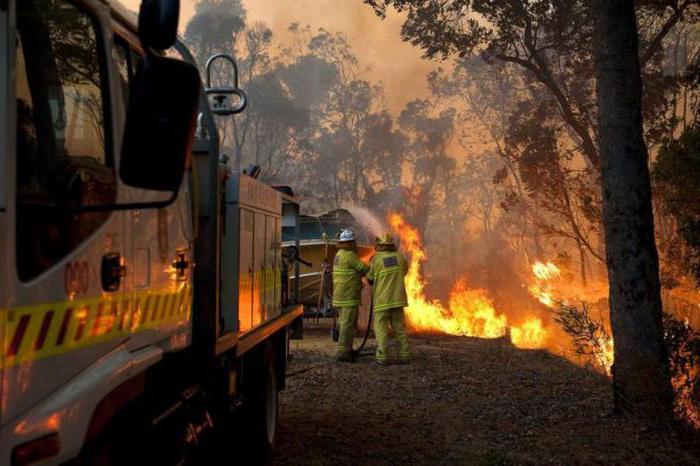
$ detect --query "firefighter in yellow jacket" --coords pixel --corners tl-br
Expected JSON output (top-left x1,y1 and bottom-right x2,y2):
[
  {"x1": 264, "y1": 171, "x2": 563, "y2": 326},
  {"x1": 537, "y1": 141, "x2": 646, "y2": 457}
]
[
  {"x1": 332, "y1": 228, "x2": 369, "y2": 361},
  {"x1": 368, "y1": 233, "x2": 411, "y2": 364}
]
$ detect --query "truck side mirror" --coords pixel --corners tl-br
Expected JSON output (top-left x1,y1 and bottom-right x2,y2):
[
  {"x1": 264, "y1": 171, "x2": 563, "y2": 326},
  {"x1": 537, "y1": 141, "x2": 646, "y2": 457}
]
[
  {"x1": 138, "y1": 0, "x2": 179, "y2": 50},
  {"x1": 120, "y1": 0, "x2": 199, "y2": 193},
  {"x1": 119, "y1": 54, "x2": 201, "y2": 192}
]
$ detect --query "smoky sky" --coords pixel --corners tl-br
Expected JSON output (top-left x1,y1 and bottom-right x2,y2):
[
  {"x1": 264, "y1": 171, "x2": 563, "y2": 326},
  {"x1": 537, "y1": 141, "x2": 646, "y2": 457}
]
[{"x1": 120, "y1": 0, "x2": 440, "y2": 115}]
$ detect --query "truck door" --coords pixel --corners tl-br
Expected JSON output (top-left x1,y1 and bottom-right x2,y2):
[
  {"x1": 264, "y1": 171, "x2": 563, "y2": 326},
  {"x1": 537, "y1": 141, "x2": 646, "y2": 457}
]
[
  {"x1": 239, "y1": 208, "x2": 254, "y2": 332},
  {"x1": 119, "y1": 41, "x2": 195, "y2": 351},
  {"x1": 109, "y1": 32, "x2": 195, "y2": 351},
  {"x1": 0, "y1": 0, "x2": 9, "y2": 426},
  {"x1": 252, "y1": 212, "x2": 266, "y2": 328},
  {"x1": 0, "y1": 0, "x2": 7, "y2": 213},
  {"x1": 266, "y1": 215, "x2": 280, "y2": 321},
  {"x1": 6, "y1": 0, "x2": 128, "y2": 422}
]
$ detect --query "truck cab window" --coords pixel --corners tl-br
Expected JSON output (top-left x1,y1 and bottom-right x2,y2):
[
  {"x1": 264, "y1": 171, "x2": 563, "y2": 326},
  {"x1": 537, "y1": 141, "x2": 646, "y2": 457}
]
[
  {"x1": 113, "y1": 35, "x2": 142, "y2": 105},
  {"x1": 113, "y1": 38, "x2": 131, "y2": 105},
  {"x1": 16, "y1": 0, "x2": 115, "y2": 281},
  {"x1": 0, "y1": 0, "x2": 7, "y2": 210}
]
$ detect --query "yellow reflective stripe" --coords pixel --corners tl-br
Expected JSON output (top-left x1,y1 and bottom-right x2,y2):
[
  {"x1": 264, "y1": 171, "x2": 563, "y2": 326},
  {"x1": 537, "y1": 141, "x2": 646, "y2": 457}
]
[
  {"x1": 333, "y1": 299, "x2": 360, "y2": 306},
  {"x1": 1, "y1": 284, "x2": 191, "y2": 368},
  {"x1": 374, "y1": 302, "x2": 407, "y2": 312},
  {"x1": 373, "y1": 267, "x2": 406, "y2": 277}
]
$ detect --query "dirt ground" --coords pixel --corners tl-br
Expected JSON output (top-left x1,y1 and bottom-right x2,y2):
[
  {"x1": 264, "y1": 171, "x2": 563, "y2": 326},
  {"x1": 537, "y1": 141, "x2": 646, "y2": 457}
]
[{"x1": 271, "y1": 322, "x2": 699, "y2": 466}]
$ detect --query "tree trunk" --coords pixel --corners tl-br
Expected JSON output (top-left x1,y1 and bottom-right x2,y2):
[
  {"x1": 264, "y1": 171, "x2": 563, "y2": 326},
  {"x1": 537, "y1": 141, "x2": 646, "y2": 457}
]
[
  {"x1": 594, "y1": 0, "x2": 673, "y2": 423},
  {"x1": 578, "y1": 245, "x2": 588, "y2": 288}
]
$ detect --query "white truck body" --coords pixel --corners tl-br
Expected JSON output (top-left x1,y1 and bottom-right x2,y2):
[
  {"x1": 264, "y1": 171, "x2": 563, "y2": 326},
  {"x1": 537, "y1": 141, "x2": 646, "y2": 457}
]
[{"x1": 0, "y1": 1, "x2": 303, "y2": 464}]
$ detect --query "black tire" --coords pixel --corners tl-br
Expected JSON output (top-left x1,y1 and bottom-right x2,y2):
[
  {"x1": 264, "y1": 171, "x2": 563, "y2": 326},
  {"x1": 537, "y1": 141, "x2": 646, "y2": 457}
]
[{"x1": 241, "y1": 344, "x2": 278, "y2": 463}]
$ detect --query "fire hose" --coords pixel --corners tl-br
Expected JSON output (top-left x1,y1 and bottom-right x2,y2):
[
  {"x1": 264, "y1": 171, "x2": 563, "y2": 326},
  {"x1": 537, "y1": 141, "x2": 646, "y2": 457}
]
[{"x1": 352, "y1": 287, "x2": 374, "y2": 358}]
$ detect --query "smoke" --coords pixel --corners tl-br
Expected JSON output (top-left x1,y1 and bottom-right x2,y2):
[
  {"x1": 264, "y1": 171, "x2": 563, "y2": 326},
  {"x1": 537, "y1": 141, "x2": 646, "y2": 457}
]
[{"x1": 341, "y1": 203, "x2": 387, "y2": 239}]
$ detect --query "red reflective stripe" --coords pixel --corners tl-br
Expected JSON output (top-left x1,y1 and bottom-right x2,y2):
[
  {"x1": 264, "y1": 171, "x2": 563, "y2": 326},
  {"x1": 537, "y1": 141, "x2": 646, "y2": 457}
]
[
  {"x1": 160, "y1": 295, "x2": 168, "y2": 320},
  {"x1": 56, "y1": 308, "x2": 73, "y2": 346},
  {"x1": 171, "y1": 292, "x2": 181, "y2": 316},
  {"x1": 7, "y1": 315, "x2": 31, "y2": 357},
  {"x1": 34, "y1": 311, "x2": 55, "y2": 351},
  {"x1": 74, "y1": 306, "x2": 90, "y2": 341},
  {"x1": 118, "y1": 299, "x2": 129, "y2": 330},
  {"x1": 150, "y1": 296, "x2": 160, "y2": 322},
  {"x1": 141, "y1": 297, "x2": 151, "y2": 324},
  {"x1": 106, "y1": 301, "x2": 119, "y2": 334},
  {"x1": 162, "y1": 294, "x2": 172, "y2": 319},
  {"x1": 90, "y1": 302, "x2": 105, "y2": 337}
]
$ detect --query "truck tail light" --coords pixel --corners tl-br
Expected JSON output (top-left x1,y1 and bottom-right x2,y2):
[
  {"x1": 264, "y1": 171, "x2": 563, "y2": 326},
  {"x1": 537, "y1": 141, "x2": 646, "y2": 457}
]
[{"x1": 11, "y1": 433, "x2": 60, "y2": 466}]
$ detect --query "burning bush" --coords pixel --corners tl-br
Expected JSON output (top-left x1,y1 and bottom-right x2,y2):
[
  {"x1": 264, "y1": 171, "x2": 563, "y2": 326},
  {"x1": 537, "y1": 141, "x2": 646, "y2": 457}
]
[
  {"x1": 550, "y1": 301, "x2": 614, "y2": 375},
  {"x1": 550, "y1": 300, "x2": 700, "y2": 429},
  {"x1": 663, "y1": 313, "x2": 700, "y2": 430}
]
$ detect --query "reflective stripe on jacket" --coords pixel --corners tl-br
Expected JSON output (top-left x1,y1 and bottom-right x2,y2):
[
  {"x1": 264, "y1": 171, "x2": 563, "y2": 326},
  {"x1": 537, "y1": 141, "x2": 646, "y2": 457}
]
[
  {"x1": 368, "y1": 251, "x2": 408, "y2": 312},
  {"x1": 332, "y1": 249, "x2": 369, "y2": 307}
]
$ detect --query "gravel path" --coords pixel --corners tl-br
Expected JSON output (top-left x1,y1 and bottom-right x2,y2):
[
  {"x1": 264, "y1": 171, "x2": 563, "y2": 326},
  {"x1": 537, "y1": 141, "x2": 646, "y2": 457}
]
[{"x1": 271, "y1": 324, "x2": 698, "y2": 465}]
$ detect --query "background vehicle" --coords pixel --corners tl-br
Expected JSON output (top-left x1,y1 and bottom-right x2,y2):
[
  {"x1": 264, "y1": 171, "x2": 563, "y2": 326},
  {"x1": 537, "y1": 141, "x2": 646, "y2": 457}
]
[{"x1": 0, "y1": 0, "x2": 303, "y2": 464}]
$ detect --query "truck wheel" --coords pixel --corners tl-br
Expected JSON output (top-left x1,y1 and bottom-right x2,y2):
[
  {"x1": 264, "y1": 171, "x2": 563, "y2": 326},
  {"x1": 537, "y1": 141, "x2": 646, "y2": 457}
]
[
  {"x1": 242, "y1": 344, "x2": 278, "y2": 460},
  {"x1": 262, "y1": 355, "x2": 278, "y2": 448}
]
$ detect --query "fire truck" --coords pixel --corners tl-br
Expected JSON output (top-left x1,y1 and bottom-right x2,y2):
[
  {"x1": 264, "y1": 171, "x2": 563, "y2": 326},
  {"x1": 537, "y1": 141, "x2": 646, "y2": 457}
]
[{"x1": 0, "y1": 0, "x2": 304, "y2": 464}]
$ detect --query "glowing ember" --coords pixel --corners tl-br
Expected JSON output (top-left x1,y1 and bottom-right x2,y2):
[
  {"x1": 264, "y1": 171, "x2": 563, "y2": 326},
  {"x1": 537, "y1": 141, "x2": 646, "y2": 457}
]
[{"x1": 388, "y1": 213, "x2": 547, "y2": 349}]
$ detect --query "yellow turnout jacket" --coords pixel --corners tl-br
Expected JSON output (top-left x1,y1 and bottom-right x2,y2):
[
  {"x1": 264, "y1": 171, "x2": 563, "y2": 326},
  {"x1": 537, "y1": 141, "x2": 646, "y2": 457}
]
[
  {"x1": 332, "y1": 249, "x2": 369, "y2": 308},
  {"x1": 368, "y1": 251, "x2": 408, "y2": 312}
]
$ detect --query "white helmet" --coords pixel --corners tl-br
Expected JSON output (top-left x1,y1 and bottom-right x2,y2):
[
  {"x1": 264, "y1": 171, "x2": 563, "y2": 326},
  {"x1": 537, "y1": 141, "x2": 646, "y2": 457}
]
[{"x1": 338, "y1": 228, "x2": 356, "y2": 242}]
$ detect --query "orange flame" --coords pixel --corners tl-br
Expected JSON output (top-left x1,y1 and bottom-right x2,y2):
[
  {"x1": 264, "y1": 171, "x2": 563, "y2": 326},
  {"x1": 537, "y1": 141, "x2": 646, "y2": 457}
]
[
  {"x1": 388, "y1": 213, "x2": 548, "y2": 349},
  {"x1": 528, "y1": 261, "x2": 614, "y2": 375},
  {"x1": 510, "y1": 318, "x2": 548, "y2": 349},
  {"x1": 529, "y1": 261, "x2": 561, "y2": 307}
]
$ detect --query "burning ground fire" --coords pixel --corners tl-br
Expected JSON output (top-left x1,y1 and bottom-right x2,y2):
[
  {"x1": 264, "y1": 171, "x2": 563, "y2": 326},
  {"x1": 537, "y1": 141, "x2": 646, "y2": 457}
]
[
  {"x1": 387, "y1": 213, "x2": 547, "y2": 350},
  {"x1": 387, "y1": 212, "x2": 700, "y2": 426}
]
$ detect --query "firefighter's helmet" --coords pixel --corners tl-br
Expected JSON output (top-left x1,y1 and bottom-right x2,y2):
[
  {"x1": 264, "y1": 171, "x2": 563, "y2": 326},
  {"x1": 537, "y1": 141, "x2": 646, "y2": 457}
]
[
  {"x1": 375, "y1": 233, "x2": 395, "y2": 246},
  {"x1": 338, "y1": 228, "x2": 356, "y2": 242}
]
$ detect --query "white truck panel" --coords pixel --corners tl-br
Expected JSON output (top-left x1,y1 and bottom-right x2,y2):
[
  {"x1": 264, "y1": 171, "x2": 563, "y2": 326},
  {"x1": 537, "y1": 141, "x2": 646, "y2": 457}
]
[
  {"x1": 0, "y1": 0, "x2": 11, "y2": 431},
  {"x1": 2, "y1": 0, "x2": 131, "y2": 424},
  {"x1": 223, "y1": 175, "x2": 282, "y2": 335},
  {"x1": 1, "y1": 0, "x2": 195, "y2": 460},
  {"x1": 0, "y1": 344, "x2": 162, "y2": 466}
]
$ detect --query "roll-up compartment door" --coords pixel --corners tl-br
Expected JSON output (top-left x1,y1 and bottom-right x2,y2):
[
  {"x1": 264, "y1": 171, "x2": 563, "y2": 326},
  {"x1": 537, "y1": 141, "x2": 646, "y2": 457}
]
[{"x1": 238, "y1": 208, "x2": 254, "y2": 332}]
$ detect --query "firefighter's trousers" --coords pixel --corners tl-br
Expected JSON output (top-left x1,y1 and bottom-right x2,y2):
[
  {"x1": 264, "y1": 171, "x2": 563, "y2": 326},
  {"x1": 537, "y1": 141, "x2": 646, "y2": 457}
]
[
  {"x1": 374, "y1": 307, "x2": 411, "y2": 363},
  {"x1": 336, "y1": 306, "x2": 358, "y2": 360}
]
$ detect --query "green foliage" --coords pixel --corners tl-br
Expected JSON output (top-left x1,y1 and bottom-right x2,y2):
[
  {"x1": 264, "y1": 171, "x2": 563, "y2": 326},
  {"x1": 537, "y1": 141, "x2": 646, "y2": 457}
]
[
  {"x1": 185, "y1": 0, "x2": 246, "y2": 67},
  {"x1": 653, "y1": 125, "x2": 700, "y2": 283},
  {"x1": 367, "y1": 0, "x2": 698, "y2": 281},
  {"x1": 366, "y1": 0, "x2": 593, "y2": 61}
]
